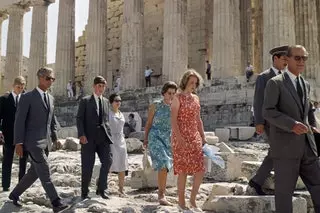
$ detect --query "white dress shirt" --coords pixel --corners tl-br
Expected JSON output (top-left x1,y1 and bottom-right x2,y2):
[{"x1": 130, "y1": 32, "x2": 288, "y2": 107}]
[
  {"x1": 271, "y1": 66, "x2": 283, "y2": 76},
  {"x1": 286, "y1": 70, "x2": 305, "y2": 102},
  {"x1": 93, "y1": 93, "x2": 103, "y2": 115},
  {"x1": 36, "y1": 87, "x2": 49, "y2": 107},
  {"x1": 11, "y1": 91, "x2": 20, "y2": 106}
]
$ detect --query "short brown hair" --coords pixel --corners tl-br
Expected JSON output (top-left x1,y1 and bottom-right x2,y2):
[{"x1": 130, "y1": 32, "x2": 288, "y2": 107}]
[
  {"x1": 37, "y1": 67, "x2": 53, "y2": 78},
  {"x1": 179, "y1": 69, "x2": 203, "y2": 91},
  {"x1": 93, "y1": 76, "x2": 106, "y2": 85},
  {"x1": 287, "y1": 45, "x2": 308, "y2": 57},
  {"x1": 161, "y1": 81, "x2": 178, "y2": 95},
  {"x1": 13, "y1": 76, "x2": 26, "y2": 86}
]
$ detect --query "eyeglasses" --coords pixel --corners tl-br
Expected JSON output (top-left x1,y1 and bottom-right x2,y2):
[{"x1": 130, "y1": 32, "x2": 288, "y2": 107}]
[
  {"x1": 114, "y1": 100, "x2": 121, "y2": 103},
  {"x1": 45, "y1": 76, "x2": 55, "y2": 82},
  {"x1": 292, "y1": 55, "x2": 308, "y2": 62}
]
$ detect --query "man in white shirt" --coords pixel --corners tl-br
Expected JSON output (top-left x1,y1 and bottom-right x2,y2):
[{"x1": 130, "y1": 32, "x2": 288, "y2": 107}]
[
  {"x1": 145, "y1": 66, "x2": 153, "y2": 87},
  {"x1": 67, "y1": 80, "x2": 73, "y2": 98},
  {"x1": 245, "y1": 62, "x2": 254, "y2": 82}
]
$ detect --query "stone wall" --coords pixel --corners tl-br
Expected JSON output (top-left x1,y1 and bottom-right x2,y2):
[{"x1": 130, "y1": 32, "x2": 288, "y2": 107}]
[{"x1": 54, "y1": 76, "x2": 254, "y2": 130}]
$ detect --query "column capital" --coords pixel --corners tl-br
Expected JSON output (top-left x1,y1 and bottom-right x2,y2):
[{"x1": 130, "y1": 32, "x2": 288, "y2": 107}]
[
  {"x1": 30, "y1": 0, "x2": 55, "y2": 7},
  {"x1": 0, "y1": 11, "x2": 8, "y2": 22},
  {"x1": 7, "y1": 4, "x2": 30, "y2": 15}
]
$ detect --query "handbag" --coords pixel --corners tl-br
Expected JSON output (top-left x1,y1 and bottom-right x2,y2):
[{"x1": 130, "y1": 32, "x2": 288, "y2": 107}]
[{"x1": 142, "y1": 149, "x2": 153, "y2": 174}]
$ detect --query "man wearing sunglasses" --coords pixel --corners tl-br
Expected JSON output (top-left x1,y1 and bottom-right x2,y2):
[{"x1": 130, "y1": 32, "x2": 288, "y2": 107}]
[
  {"x1": 263, "y1": 45, "x2": 320, "y2": 213},
  {"x1": 249, "y1": 45, "x2": 288, "y2": 195},
  {"x1": 9, "y1": 67, "x2": 69, "y2": 212},
  {"x1": 76, "y1": 76, "x2": 113, "y2": 200}
]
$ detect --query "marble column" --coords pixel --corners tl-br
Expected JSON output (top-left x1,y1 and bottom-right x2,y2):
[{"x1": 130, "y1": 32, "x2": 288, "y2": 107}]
[
  {"x1": 263, "y1": 0, "x2": 295, "y2": 69},
  {"x1": 3, "y1": 5, "x2": 30, "y2": 92},
  {"x1": 0, "y1": 12, "x2": 8, "y2": 93},
  {"x1": 120, "y1": 0, "x2": 144, "y2": 90},
  {"x1": 53, "y1": 0, "x2": 75, "y2": 96},
  {"x1": 84, "y1": 0, "x2": 107, "y2": 94},
  {"x1": 251, "y1": 0, "x2": 263, "y2": 73},
  {"x1": 28, "y1": 0, "x2": 53, "y2": 90},
  {"x1": 294, "y1": 0, "x2": 320, "y2": 83},
  {"x1": 162, "y1": 0, "x2": 188, "y2": 84},
  {"x1": 240, "y1": 0, "x2": 252, "y2": 73},
  {"x1": 212, "y1": 0, "x2": 241, "y2": 78}
]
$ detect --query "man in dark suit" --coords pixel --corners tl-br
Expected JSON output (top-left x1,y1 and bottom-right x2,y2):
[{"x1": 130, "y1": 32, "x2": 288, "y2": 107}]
[
  {"x1": 77, "y1": 76, "x2": 113, "y2": 200},
  {"x1": 263, "y1": 45, "x2": 320, "y2": 213},
  {"x1": 249, "y1": 46, "x2": 288, "y2": 195},
  {"x1": 9, "y1": 67, "x2": 69, "y2": 212},
  {"x1": 0, "y1": 76, "x2": 28, "y2": 192}
]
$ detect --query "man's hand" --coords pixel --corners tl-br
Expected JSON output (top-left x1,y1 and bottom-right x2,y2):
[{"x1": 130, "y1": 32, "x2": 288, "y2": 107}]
[
  {"x1": 292, "y1": 122, "x2": 309, "y2": 135},
  {"x1": 15, "y1": 144, "x2": 24, "y2": 158},
  {"x1": 79, "y1": 136, "x2": 87, "y2": 144},
  {"x1": 312, "y1": 126, "x2": 320, "y2": 134},
  {"x1": 255, "y1": 124, "x2": 265, "y2": 135}
]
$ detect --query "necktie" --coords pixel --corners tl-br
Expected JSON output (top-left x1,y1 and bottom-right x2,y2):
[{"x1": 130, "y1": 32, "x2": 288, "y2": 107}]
[
  {"x1": 296, "y1": 77, "x2": 304, "y2": 105},
  {"x1": 15, "y1": 95, "x2": 19, "y2": 107},
  {"x1": 43, "y1": 93, "x2": 48, "y2": 108},
  {"x1": 98, "y1": 97, "x2": 103, "y2": 125},
  {"x1": 278, "y1": 70, "x2": 282, "y2": 75}
]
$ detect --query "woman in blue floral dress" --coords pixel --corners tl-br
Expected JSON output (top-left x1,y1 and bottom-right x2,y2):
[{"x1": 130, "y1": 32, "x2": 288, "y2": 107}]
[{"x1": 144, "y1": 81, "x2": 178, "y2": 206}]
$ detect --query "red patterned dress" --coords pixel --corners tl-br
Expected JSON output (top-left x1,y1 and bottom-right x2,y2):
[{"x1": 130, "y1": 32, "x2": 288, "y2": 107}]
[{"x1": 172, "y1": 93, "x2": 205, "y2": 175}]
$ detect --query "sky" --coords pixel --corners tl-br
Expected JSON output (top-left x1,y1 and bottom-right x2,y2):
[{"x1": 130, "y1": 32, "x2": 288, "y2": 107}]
[{"x1": 0, "y1": 0, "x2": 89, "y2": 64}]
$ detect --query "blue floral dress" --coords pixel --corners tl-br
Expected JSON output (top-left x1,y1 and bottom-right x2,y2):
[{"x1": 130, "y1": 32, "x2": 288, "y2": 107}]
[{"x1": 148, "y1": 101, "x2": 173, "y2": 171}]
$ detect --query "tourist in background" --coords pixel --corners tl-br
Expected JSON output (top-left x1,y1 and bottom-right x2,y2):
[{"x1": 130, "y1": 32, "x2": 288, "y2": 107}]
[
  {"x1": 171, "y1": 69, "x2": 205, "y2": 212},
  {"x1": 245, "y1": 62, "x2": 254, "y2": 82},
  {"x1": 143, "y1": 81, "x2": 178, "y2": 206},
  {"x1": 108, "y1": 93, "x2": 128, "y2": 197},
  {"x1": 205, "y1": 60, "x2": 211, "y2": 80},
  {"x1": 145, "y1": 66, "x2": 153, "y2": 87},
  {"x1": 67, "y1": 80, "x2": 73, "y2": 99},
  {"x1": 0, "y1": 76, "x2": 28, "y2": 192}
]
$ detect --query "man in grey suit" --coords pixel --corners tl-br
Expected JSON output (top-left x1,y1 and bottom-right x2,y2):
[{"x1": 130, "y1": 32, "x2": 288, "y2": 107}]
[
  {"x1": 9, "y1": 67, "x2": 69, "y2": 213},
  {"x1": 249, "y1": 45, "x2": 288, "y2": 195},
  {"x1": 263, "y1": 45, "x2": 320, "y2": 213},
  {"x1": 77, "y1": 76, "x2": 113, "y2": 200}
]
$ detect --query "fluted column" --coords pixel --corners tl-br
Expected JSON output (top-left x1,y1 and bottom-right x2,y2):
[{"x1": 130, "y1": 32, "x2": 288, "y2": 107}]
[
  {"x1": 0, "y1": 12, "x2": 8, "y2": 94},
  {"x1": 294, "y1": 0, "x2": 320, "y2": 83},
  {"x1": 120, "y1": 0, "x2": 144, "y2": 90},
  {"x1": 251, "y1": 0, "x2": 263, "y2": 73},
  {"x1": 162, "y1": 0, "x2": 188, "y2": 83},
  {"x1": 53, "y1": 0, "x2": 75, "y2": 96},
  {"x1": 212, "y1": 0, "x2": 241, "y2": 78},
  {"x1": 3, "y1": 5, "x2": 30, "y2": 92},
  {"x1": 263, "y1": 0, "x2": 295, "y2": 69},
  {"x1": 28, "y1": 0, "x2": 53, "y2": 90},
  {"x1": 84, "y1": 0, "x2": 107, "y2": 94},
  {"x1": 240, "y1": 0, "x2": 252, "y2": 73}
]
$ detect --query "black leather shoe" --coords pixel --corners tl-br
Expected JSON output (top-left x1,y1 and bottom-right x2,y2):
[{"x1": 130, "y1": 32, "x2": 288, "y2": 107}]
[
  {"x1": 248, "y1": 180, "x2": 266, "y2": 195},
  {"x1": 81, "y1": 194, "x2": 91, "y2": 200},
  {"x1": 96, "y1": 190, "x2": 110, "y2": 199},
  {"x1": 52, "y1": 198, "x2": 70, "y2": 213},
  {"x1": 3, "y1": 188, "x2": 9, "y2": 192},
  {"x1": 9, "y1": 193, "x2": 22, "y2": 207}
]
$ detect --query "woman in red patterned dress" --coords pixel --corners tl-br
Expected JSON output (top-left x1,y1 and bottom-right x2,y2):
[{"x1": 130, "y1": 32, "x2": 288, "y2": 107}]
[{"x1": 171, "y1": 69, "x2": 206, "y2": 212}]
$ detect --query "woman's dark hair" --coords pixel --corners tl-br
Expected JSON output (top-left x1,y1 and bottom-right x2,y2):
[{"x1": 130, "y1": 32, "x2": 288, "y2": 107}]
[
  {"x1": 109, "y1": 93, "x2": 120, "y2": 103},
  {"x1": 161, "y1": 81, "x2": 178, "y2": 95},
  {"x1": 129, "y1": 113, "x2": 134, "y2": 119}
]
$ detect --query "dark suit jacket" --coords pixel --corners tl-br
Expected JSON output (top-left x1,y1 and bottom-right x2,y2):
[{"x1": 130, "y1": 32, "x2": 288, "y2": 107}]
[
  {"x1": 263, "y1": 72, "x2": 317, "y2": 159},
  {"x1": 253, "y1": 68, "x2": 276, "y2": 126},
  {"x1": 76, "y1": 95, "x2": 113, "y2": 144},
  {"x1": 0, "y1": 93, "x2": 17, "y2": 144},
  {"x1": 14, "y1": 89, "x2": 58, "y2": 151}
]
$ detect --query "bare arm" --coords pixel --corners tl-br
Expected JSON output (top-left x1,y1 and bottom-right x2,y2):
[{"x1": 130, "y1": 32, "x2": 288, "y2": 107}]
[
  {"x1": 194, "y1": 95, "x2": 206, "y2": 143},
  {"x1": 171, "y1": 95, "x2": 182, "y2": 138},
  {"x1": 143, "y1": 104, "x2": 156, "y2": 146}
]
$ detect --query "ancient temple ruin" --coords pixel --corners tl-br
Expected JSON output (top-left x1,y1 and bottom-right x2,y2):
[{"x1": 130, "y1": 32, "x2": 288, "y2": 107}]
[{"x1": 0, "y1": 0, "x2": 319, "y2": 98}]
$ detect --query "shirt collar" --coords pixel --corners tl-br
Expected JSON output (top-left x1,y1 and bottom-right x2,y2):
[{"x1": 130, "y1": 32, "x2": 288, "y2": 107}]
[
  {"x1": 93, "y1": 93, "x2": 102, "y2": 100},
  {"x1": 286, "y1": 70, "x2": 300, "y2": 81},
  {"x1": 11, "y1": 91, "x2": 19, "y2": 98},
  {"x1": 271, "y1": 66, "x2": 283, "y2": 75},
  {"x1": 36, "y1": 87, "x2": 48, "y2": 96}
]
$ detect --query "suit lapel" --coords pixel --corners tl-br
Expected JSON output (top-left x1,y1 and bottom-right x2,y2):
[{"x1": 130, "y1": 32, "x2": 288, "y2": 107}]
[
  {"x1": 268, "y1": 68, "x2": 276, "y2": 79},
  {"x1": 283, "y1": 73, "x2": 304, "y2": 115},
  {"x1": 90, "y1": 95, "x2": 98, "y2": 116},
  {"x1": 8, "y1": 93, "x2": 16, "y2": 108},
  {"x1": 300, "y1": 77, "x2": 309, "y2": 118},
  {"x1": 33, "y1": 89, "x2": 48, "y2": 111}
]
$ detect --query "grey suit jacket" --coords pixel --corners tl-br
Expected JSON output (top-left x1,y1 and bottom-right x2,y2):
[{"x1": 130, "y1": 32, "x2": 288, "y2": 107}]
[
  {"x1": 14, "y1": 89, "x2": 58, "y2": 151},
  {"x1": 76, "y1": 95, "x2": 113, "y2": 144},
  {"x1": 263, "y1": 72, "x2": 317, "y2": 159},
  {"x1": 253, "y1": 68, "x2": 276, "y2": 125}
]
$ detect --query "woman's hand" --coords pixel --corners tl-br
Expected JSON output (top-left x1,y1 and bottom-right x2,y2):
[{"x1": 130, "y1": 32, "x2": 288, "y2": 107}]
[{"x1": 143, "y1": 139, "x2": 148, "y2": 149}]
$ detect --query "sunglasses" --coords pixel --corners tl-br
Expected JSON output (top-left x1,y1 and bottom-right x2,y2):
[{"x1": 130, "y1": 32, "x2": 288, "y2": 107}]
[
  {"x1": 45, "y1": 76, "x2": 55, "y2": 81},
  {"x1": 292, "y1": 55, "x2": 308, "y2": 62},
  {"x1": 114, "y1": 100, "x2": 121, "y2": 103}
]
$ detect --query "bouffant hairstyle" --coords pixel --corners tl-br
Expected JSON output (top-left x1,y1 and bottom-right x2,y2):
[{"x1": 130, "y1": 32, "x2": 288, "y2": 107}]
[
  {"x1": 179, "y1": 69, "x2": 203, "y2": 91},
  {"x1": 161, "y1": 81, "x2": 178, "y2": 95},
  {"x1": 109, "y1": 93, "x2": 121, "y2": 103}
]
